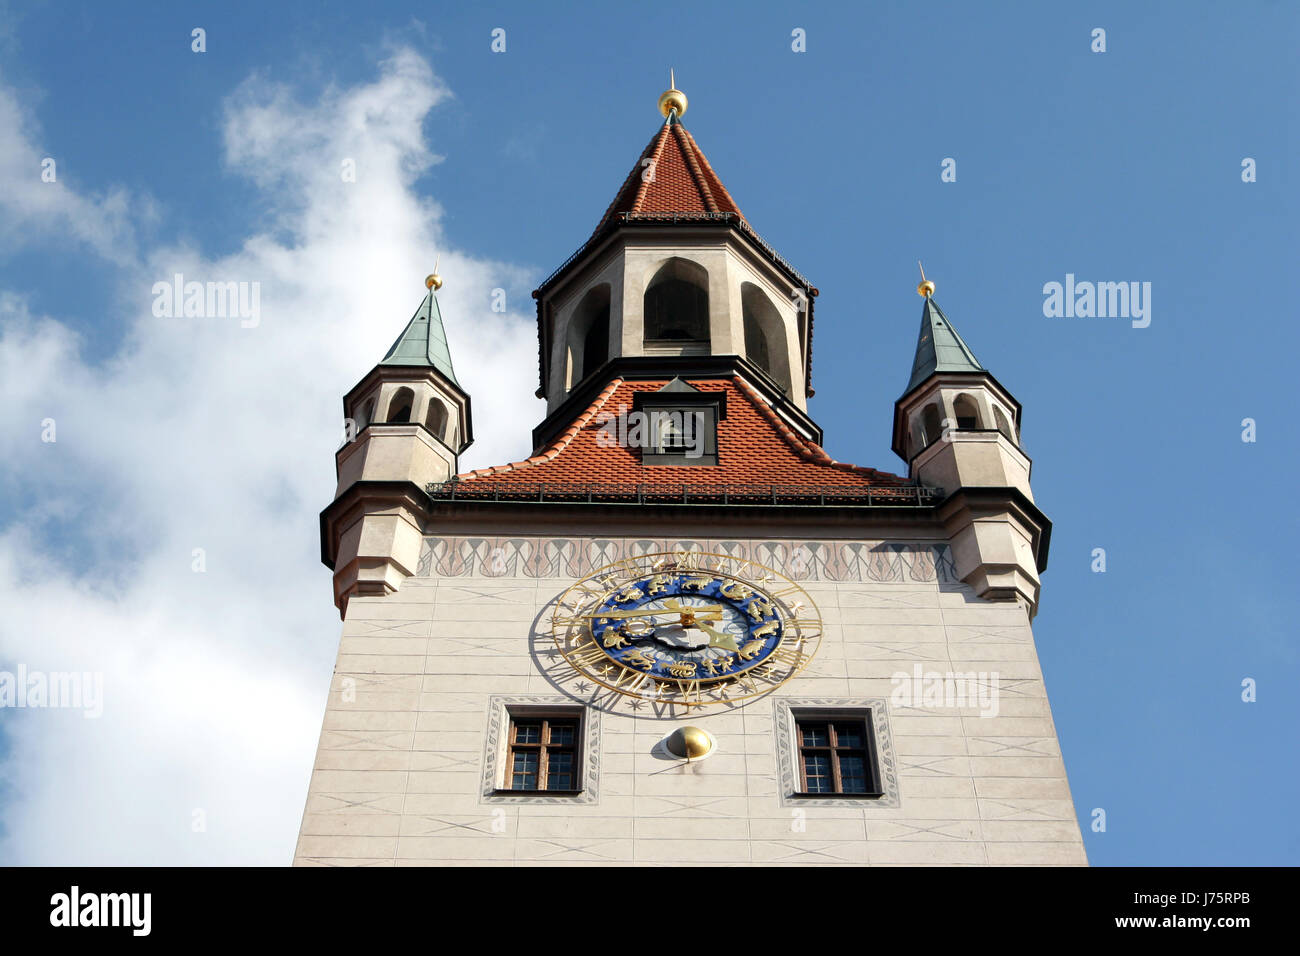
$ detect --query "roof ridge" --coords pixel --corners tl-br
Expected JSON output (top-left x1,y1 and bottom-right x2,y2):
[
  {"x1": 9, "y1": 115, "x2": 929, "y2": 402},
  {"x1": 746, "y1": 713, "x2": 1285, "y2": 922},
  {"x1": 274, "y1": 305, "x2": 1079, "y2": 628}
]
[
  {"x1": 631, "y1": 121, "x2": 673, "y2": 213},
  {"x1": 678, "y1": 125, "x2": 742, "y2": 218},
  {"x1": 459, "y1": 377, "x2": 624, "y2": 479},
  {"x1": 673, "y1": 124, "x2": 718, "y2": 213},
  {"x1": 730, "y1": 376, "x2": 908, "y2": 483}
]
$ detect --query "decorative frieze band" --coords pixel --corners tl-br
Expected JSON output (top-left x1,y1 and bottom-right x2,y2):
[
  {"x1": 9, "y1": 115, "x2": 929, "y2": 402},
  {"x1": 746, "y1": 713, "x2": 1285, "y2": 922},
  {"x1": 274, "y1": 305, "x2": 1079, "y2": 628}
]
[{"x1": 417, "y1": 535, "x2": 956, "y2": 584}]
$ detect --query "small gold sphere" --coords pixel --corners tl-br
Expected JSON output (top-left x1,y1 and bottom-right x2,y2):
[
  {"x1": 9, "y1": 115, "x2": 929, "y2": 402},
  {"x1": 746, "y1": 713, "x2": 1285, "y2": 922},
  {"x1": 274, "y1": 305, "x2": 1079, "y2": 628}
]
[
  {"x1": 917, "y1": 279, "x2": 935, "y2": 297},
  {"x1": 665, "y1": 726, "x2": 714, "y2": 759},
  {"x1": 658, "y1": 87, "x2": 688, "y2": 118},
  {"x1": 425, "y1": 273, "x2": 443, "y2": 291}
]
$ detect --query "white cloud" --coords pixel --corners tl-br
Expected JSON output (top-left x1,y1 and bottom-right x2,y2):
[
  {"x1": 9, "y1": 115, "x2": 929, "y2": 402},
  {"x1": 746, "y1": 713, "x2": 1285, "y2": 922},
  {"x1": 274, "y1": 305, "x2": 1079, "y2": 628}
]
[{"x1": 0, "y1": 49, "x2": 538, "y2": 863}]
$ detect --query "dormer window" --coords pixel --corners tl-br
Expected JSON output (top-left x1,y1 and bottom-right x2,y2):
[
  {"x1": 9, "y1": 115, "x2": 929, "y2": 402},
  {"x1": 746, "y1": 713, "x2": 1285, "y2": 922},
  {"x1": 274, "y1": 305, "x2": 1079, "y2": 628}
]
[{"x1": 635, "y1": 378, "x2": 722, "y2": 466}]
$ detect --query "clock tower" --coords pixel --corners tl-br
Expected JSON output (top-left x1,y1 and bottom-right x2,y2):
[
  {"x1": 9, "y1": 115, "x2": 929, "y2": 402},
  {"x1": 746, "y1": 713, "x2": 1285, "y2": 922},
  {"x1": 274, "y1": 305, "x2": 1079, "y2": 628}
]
[{"x1": 295, "y1": 81, "x2": 1086, "y2": 866}]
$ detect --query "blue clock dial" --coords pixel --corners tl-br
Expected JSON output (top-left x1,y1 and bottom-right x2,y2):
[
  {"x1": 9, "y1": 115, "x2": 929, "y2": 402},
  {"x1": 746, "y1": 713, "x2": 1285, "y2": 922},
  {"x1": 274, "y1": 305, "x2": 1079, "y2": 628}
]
[{"x1": 588, "y1": 571, "x2": 783, "y2": 682}]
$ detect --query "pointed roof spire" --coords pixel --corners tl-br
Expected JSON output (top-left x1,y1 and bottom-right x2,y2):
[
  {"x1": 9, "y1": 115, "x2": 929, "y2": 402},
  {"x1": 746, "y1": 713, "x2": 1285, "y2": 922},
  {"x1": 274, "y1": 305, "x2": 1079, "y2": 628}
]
[
  {"x1": 381, "y1": 272, "x2": 459, "y2": 385},
  {"x1": 589, "y1": 80, "x2": 743, "y2": 238},
  {"x1": 904, "y1": 268, "x2": 983, "y2": 394}
]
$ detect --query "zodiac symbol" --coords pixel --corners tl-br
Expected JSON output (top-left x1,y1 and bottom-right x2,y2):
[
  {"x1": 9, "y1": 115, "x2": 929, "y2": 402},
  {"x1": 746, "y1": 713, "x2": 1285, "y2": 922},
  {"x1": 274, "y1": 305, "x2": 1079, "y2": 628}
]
[
  {"x1": 719, "y1": 581, "x2": 753, "y2": 601},
  {"x1": 702, "y1": 658, "x2": 721, "y2": 676},
  {"x1": 737, "y1": 638, "x2": 767, "y2": 661},
  {"x1": 751, "y1": 620, "x2": 779, "y2": 640},
  {"x1": 666, "y1": 661, "x2": 697, "y2": 678},
  {"x1": 646, "y1": 574, "x2": 674, "y2": 595},
  {"x1": 747, "y1": 597, "x2": 774, "y2": 622},
  {"x1": 624, "y1": 649, "x2": 656, "y2": 670},
  {"x1": 601, "y1": 629, "x2": 630, "y2": 649},
  {"x1": 615, "y1": 586, "x2": 644, "y2": 603},
  {"x1": 680, "y1": 575, "x2": 714, "y2": 591}
]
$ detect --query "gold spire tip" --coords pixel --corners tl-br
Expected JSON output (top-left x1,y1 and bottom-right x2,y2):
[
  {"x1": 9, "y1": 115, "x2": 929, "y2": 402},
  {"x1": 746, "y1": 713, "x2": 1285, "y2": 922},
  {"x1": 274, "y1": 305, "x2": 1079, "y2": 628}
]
[
  {"x1": 916, "y1": 260, "x2": 935, "y2": 298},
  {"x1": 658, "y1": 67, "x2": 688, "y2": 119},
  {"x1": 425, "y1": 256, "x2": 442, "y2": 291}
]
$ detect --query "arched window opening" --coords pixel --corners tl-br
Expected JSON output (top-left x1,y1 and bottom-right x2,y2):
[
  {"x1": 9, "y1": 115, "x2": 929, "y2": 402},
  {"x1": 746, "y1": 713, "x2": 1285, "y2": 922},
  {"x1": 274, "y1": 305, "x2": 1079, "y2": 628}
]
[
  {"x1": 581, "y1": 307, "x2": 609, "y2": 381},
  {"x1": 744, "y1": 309, "x2": 771, "y2": 376},
  {"x1": 953, "y1": 394, "x2": 981, "y2": 430},
  {"x1": 994, "y1": 406, "x2": 1015, "y2": 442},
  {"x1": 566, "y1": 284, "x2": 612, "y2": 389},
  {"x1": 644, "y1": 259, "x2": 709, "y2": 344},
  {"x1": 740, "y1": 283, "x2": 792, "y2": 395},
  {"x1": 426, "y1": 399, "x2": 449, "y2": 441},
  {"x1": 921, "y1": 403, "x2": 943, "y2": 448},
  {"x1": 910, "y1": 421, "x2": 925, "y2": 456},
  {"x1": 386, "y1": 387, "x2": 414, "y2": 423},
  {"x1": 357, "y1": 398, "x2": 375, "y2": 431}
]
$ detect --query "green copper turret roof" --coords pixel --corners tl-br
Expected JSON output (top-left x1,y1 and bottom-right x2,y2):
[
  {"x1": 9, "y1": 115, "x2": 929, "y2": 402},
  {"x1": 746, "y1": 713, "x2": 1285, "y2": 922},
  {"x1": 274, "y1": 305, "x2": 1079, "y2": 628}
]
[
  {"x1": 381, "y1": 290, "x2": 459, "y2": 385},
  {"x1": 904, "y1": 295, "x2": 983, "y2": 395}
]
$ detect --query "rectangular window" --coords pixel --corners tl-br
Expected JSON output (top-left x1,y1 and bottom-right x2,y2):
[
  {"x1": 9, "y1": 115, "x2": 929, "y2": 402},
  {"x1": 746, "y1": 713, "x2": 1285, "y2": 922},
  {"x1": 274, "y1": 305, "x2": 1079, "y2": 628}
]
[
  {"x1": 795, "y1": 715, "x2": 880, "y2": 796},
  {"x1": 506, "y1": 715, "x2": 581, "y2": 792}
]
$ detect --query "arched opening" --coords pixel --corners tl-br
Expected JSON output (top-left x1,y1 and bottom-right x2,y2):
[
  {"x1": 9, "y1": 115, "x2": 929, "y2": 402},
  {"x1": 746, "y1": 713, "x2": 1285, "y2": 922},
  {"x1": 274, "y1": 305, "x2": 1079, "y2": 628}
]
[
  {"x1": 921, "y1": 403, "x2": 943, "y2": 448},
  {"x1": 953, "y1": 394, "x2": 981, "y2": 430},
  {"x1": 385, "y1": 387, "x2": 414, "y2": 423},
  {"x1": 644, "y1": 258, "x2": 709, "y2": 346},
  {"x1": 581, "y1": 314, "x2": 609, "y2": 380},
  {"x1": 994, "y1": 405, "x2": 1015, "y2": 442},
  {"x1": 565, "y1": 285, "x2": 611, "y2": 388},
  {"x1": 740, "y1": 283, "x2": 792, "y2": 395},
  {"x1": 910, "y1": 421, "x2": 925, "y2": 456},
  {"x1": 426, "y1": 399, "x2": 449, "y2": 442},
  {"x1": 357, "y1": 398, "x2": 375, "y2": 431},
  {"x1": 744, "y1": 310, "x2": 770, "y2": 373}
]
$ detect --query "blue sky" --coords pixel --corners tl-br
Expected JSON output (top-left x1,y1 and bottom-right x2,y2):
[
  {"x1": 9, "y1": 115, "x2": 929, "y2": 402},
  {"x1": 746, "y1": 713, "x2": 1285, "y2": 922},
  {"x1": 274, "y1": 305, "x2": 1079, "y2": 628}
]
[{"x1": 0, "y1": 0, "x2": 1296, "y2": 864}]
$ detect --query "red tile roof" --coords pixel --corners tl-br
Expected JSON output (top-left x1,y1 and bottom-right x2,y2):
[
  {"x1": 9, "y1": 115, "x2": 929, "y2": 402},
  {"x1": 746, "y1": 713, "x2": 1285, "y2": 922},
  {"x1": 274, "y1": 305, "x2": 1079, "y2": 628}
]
[
  {"x1": 458, "y1": 377, "x2": 908, "y2": 486},
  {"x1": 591, "y1": 118, "x2": 745, "y2": 237}
]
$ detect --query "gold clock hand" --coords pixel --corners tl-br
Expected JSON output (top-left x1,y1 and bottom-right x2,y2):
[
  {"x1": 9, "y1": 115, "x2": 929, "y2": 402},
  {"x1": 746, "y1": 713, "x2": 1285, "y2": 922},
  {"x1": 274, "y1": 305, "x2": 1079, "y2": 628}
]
[
  {"x1": 582, "y1": 607, "x2": 723, "y2": 620},
  {"x1": 694, "y1": 621, "x2": 739, "y2": 653}
]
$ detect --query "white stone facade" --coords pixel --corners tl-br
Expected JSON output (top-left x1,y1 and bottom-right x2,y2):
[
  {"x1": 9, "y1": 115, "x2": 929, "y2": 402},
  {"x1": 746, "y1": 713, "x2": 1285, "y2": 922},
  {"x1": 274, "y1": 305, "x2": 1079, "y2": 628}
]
[{"x1": 294, "y1": 530, "x2": 1087, "y2": 866}]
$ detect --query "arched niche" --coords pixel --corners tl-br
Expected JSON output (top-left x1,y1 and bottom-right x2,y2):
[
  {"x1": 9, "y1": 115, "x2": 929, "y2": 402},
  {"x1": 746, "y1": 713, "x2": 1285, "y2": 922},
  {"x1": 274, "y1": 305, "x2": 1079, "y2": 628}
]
[
  {"x1": 953, "y1": 393, "x2": 982, "y2": 430},
  {"x1": 740, "y1": 282, "x2": 791, "y2": 395},
  {"x1": 566, "y1": 284, "x2": 611, "y2": 386},
  {"x1": 385, "y1": 387, "x2": 414, "y2": 423}
]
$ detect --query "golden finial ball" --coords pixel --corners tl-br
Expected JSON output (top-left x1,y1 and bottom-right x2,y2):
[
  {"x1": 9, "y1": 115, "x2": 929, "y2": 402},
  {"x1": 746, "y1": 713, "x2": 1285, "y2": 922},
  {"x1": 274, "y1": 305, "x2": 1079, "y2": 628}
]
[
  {"x1": 425, "y1": 273, "x2": 443, "y2": 291},
  {"x1": 665, "y1": 726, "x2": 714, "y2": 759},
  {"x1": 658, "y1": 87, "x2": 688, "y2": 118},
  {"x1": 917, "y1": 279, "x2": 935, "y2": 297}
]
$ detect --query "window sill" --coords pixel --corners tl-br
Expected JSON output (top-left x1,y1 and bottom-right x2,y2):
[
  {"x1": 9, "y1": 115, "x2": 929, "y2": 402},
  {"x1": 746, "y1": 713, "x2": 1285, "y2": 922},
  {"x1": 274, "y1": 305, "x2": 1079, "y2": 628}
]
[
  {"x1": 492, "y1": 788, "x2": 585, "y2": 797},
  {"x1": 788, "y1": 791, "x2": 884, "y2": 800}
]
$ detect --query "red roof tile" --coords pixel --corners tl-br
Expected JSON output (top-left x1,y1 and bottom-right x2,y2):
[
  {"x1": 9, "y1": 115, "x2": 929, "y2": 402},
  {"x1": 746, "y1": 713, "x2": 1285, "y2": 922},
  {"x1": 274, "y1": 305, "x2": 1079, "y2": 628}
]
[{"x1": 459, "y1": 378, "x2": 907, "y2": 487}]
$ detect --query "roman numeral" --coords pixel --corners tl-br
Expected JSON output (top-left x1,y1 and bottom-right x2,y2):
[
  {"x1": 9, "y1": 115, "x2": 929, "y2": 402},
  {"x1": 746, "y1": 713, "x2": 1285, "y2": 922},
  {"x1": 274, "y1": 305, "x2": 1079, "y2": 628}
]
[
  {"x1": 769, "y1": 644, "x2": 805, "y2": 669},
  {"x1": 567, "y1": 641, "x2": 609, "y2": 670},
  {"x1": 673, "y1": 679, "x2": 703, "y2": 703},
  {"x1": 612, "y1": 667, "x2": 650, "y2": 691}
]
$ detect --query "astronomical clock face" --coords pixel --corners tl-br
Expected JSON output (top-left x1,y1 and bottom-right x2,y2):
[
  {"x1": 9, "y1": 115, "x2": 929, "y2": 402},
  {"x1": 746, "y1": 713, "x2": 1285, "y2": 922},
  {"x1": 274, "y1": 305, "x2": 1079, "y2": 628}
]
[{"x1": 550, "y1": 551, "x2": 822, "y2": 711}]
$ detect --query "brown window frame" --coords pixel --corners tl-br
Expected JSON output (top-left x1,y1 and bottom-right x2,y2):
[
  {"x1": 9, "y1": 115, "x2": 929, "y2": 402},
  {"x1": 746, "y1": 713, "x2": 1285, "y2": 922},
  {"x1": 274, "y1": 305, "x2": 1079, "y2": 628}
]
[
  {"x1": 794, "y1": 713, "x2": 882, "y2": 797},
  {"x1": 502, "y1": 713, "x2": 583, "y2": 794}
]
